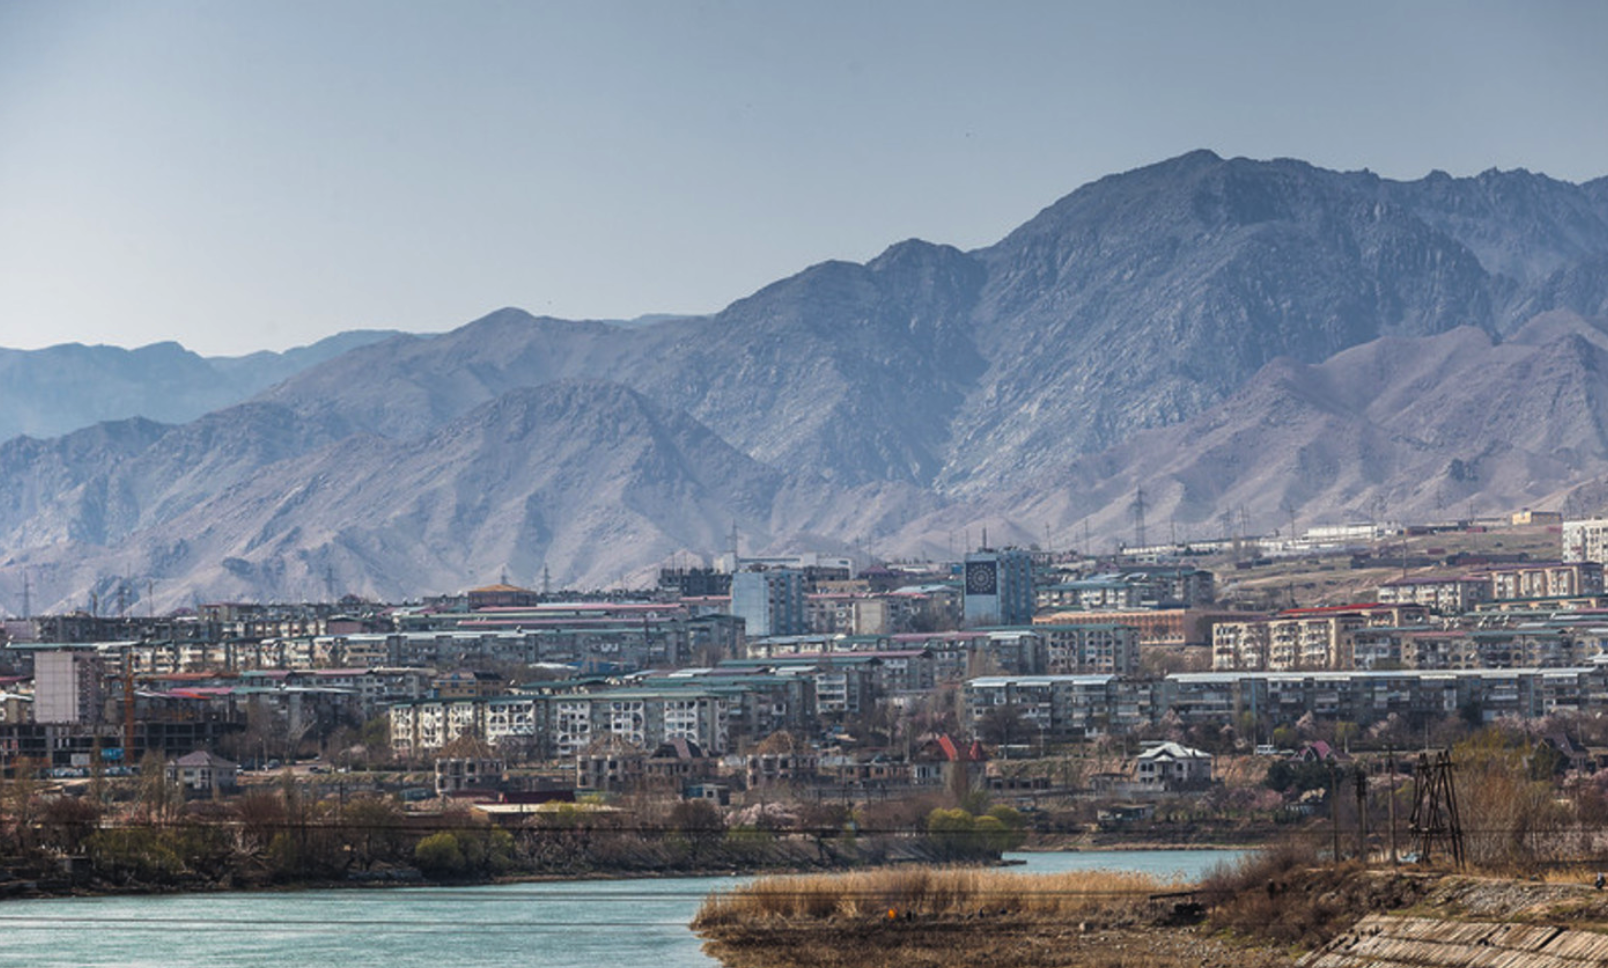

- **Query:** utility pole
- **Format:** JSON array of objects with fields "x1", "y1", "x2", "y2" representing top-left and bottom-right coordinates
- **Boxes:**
[
  {"x1": 1387, "y1": 745, "x2": 1398, "y2": 865},
  {"x1": 1131, "y1": 487, "x2": 1148, "y2": 549},
  {"x1": 1355, "y1": 766, "x2": 1368, "y2": 863},
  {"x1": 21, "y1": 571, "x2": 29, "y2": 620},
  {"x1": 1330, "y1": 761, "x2": 1341, "y2": 863},
  {"x1": 122, "y1": 650, "x2": 136, "y2": 758}
]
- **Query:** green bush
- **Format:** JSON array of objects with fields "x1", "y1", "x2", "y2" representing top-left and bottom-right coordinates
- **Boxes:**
[{"x1": 414, "y1": 831, "x2": 467, "y2": 875}]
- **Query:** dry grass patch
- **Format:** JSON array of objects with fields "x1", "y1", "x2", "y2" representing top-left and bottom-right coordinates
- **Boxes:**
[{"x1": 694, "y1": 866, "x2": 1180, "y2": 928}]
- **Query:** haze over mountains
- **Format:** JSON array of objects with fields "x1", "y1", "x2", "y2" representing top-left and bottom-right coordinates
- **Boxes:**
[
  {"x1": 0, "y1": 330, "x2": 404, "y2": 442},
  {"x1": 6, "y1": 150, "x2": 1608, "y2": 613}
]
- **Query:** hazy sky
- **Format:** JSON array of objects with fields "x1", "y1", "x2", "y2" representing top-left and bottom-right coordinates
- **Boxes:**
[{"x1": 2, "y1": 1, "x2": 1606, "y2": 356}]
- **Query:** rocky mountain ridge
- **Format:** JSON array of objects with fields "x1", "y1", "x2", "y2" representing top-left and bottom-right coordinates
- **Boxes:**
[
  {"x1": 0, "y1": 329, "x2": 403, "y2": 442},
  {"x1": 6, "y1": 151, "x2": 1608, "y2": 610}
]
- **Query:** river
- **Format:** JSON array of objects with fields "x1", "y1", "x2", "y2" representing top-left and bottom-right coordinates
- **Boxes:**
[{"x1": 0, "y1": 850, "x2": 1246, "y2": 967}]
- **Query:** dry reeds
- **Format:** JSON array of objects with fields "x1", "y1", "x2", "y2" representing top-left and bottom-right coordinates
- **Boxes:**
[{"x1": 693, "y1": 866, "x2": 1181, "y2": 928}]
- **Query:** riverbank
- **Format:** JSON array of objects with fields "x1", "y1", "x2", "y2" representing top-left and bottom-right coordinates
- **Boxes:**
[
  {"x1": 692, "y1": 865, "x2": 1296, "y2": 968},
  {"x1": 692, "y1": 859, "x2": 1608, "y2": 968},
  {"x1": 698, "y1": 920, "x2": 1299, "y2": 968},
  {"x1": 0, "y1": 827, "x2": 984, "y2": 901}
]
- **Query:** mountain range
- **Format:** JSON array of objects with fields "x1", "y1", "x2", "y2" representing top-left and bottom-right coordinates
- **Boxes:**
[{"x1": 5, "y1": 150, "x2": 1608, "y2": 613}]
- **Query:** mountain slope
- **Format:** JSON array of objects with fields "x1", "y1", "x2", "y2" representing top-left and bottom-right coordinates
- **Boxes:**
[
  {"x1": 0, "y1": 330, "x2": 403, "y2": 442},
  {"x1": 956, "y1": 316, "x2": 1608, "y2": 550},
  {"x1": 0, "y1": 382, "x2": 792, "y2": 609},
  {"x1": 7, "y1": 152, "x2": 1608, "y2": 610},
  {"x1": 942, "y1": 152, "x2": 1504, "y2": 484}
]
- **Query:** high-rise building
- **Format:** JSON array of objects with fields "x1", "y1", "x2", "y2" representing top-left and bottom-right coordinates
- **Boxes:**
[
  {"x1": 962, "y1": 549, "x2": 1034, "y2": 627},
  {"x1": 730, "y1": 569, "x2": 806, "y2": 638},
  {"x1": 33, "y1": 646, "x2": 104, "y2": 724}
]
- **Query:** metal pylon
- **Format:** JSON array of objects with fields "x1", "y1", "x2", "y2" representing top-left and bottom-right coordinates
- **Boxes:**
[{"x1": 1408, "y1": 749, "x2": 1464, "y2": 868}]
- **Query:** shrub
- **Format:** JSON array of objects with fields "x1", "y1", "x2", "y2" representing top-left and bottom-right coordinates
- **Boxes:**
[
  {"x1": 693, "y1": 867, "x2": 1176, "y2": 928},
  {"x1": 414, "y1": 831, "x2": 467, "y2": 875}
]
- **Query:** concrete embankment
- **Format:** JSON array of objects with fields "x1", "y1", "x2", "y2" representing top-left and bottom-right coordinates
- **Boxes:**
[
  {"x1": 1305, "y1": 916, "x2": 1608, "y2": 968},
  {"x1": 1302, "y1": 876, "x2": 1608, "y2": 968}
]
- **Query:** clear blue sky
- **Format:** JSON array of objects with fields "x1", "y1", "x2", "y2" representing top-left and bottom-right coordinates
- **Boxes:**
[{"x1": 2, "y1": 1, "x2": 1605, "y2": 356}]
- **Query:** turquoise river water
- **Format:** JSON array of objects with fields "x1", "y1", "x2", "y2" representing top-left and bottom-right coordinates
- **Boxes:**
[{"x1": 0, "y1": 850, "x2": 1244, "y2": 967}]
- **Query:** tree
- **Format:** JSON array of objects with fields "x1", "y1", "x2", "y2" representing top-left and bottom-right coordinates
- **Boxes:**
[
  {"x1": 41, "y1": 795, "x2": 101, "y2": 853},
  {"x1": 360, "y1": 714, "x2": 391, "y2": 754},
  {"x1": 752, "y1": 730, "x2": 801, "y2": 755},
  {"x1": 414, "y1": 831, "x2": 467, "y2": 875},
  {"x1": 233, "y1": 789, "x2": 287, "y2": 854},
  {"x1": 1264, "y1": 759, "x2": 1331, "y2": 795},
  {"x1": 980, "y1": 805, "x2": 1028, "y2": 852},
  {"x1": 340, "y1": 796, "x2": 405, "y2": 870},
  {"x1": 3, "y1": 756, "x2": 43, "y2": 848},
  {"x1": 978, "y1": 704, "x2": 1030, "y2": 749},
  {"x1": 1455, "y1": 728, "x2": 1575, "y2": 867},
  {"x1": 925, "y1": 806, "x2": 1008, "y2": 857},
  {"x1": 136, "y1": 752, "x2": 180, "y2": 824},
  {"x1": 668, "y1": 798, "x2": 726, "y2": 864}
]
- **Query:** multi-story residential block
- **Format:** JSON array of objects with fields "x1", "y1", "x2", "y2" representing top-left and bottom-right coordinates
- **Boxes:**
[
  {"x1": 657, "y1": 567, "x2": 734, "y2": 598},
  {"x1": 388, "y1": 698, "x2": 484, "y2": 759},
  {"x1": 887, "y1": 631, "x2": 1047, "y2": 680},
  {"x1": 1027, "y1": 623, "x2": 1139, "y2": 676},
  {"x1": 1036, "y1": 568, "x2": 1216, "y2": 612},
  {"x1": 963, "y1": 674, "x2": 1145, "y2": 740},
  {"x1": 1375, "y1": 575, "x2": 1491, "y2": 614},
  {"x1": 1564, "y1": 517, "x2": 1608, "y2": 564},
  {"x1": 1158, "y1": 666, "x2": 1608, "y2": 730},
  {"x1": 1483, "y1": 562, "x2": 1604, "y2": 601},
  {"x1": 484, "y1": 696, "x2": 544, "y2": 754},
  {"x1": 1035, "y1": 607, "x2": 1237, "y2": 648},
  {"x1": 1211, "y1": 604, "x2": 1430, "y2": 671},
  {"x1": 802, "y1": 591, "x2": 926, "y2": 636},
  {"x1": 390, "y1": 685, "x2": 733, "y2": 759},
  {"x1": 1039, "y1": 577, "x2": 1148, "y2": 611},
  {"x1": 636, "y1": 670, "x2": 816, "y2": 746}
]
